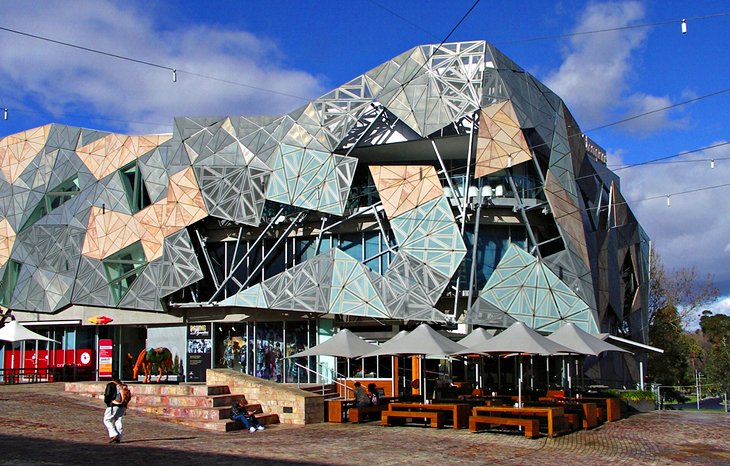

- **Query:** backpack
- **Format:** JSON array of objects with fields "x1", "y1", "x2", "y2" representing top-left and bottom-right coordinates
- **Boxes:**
[{"x1": 120, "y1": 383, "x2": 132, "y2": 406}]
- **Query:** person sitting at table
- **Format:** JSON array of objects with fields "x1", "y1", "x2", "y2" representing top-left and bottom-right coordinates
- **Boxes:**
[
  {"x1": 367, "y1": 383, "x2": 379, "y2": 406},
  {"x1": 353, "y1": 381, "x2": 371, "y2": 407}
]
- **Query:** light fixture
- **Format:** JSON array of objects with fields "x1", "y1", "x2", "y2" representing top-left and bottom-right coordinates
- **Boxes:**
[
  {"x1": 3, "y1": 108, "x2": 7, "y2": 120},
  {"x1": 218, "y1": 326, "x2": 223, "y2": 332},
  {"x1": 231, "y1": 326, "x2": 236, "y2": 332},
  {"x1": 666, "y1": 195, "x2": 671, "y2": 207},
  {"x1": 681, "y1": 18, "x2": 687, "y2": 34},
  {"x1": 711, "y1": 159, "x2": 715, "y2": 169},
  {"x1": 172, "y1": 69, "x2": 177, "y2": 82}
]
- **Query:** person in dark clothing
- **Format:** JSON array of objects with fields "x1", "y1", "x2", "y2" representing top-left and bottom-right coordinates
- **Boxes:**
[
  {"x1": 103, "y1": 376, "x2": 129, "y2": 443},
  {"x1": 231, "y1": 399, "x2": 264, "y2": 433}
]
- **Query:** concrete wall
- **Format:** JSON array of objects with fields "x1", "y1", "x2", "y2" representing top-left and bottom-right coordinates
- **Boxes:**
[{"x1": 207, "y1": 369, "x2": 324, "y2": 425}]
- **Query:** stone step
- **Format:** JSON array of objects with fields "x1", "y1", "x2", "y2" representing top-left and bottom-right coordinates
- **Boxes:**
[
  {"x1": 64, "y1": 381, "x2": 231, "y2": 397},
  {"x1": 131, "y1": 393, "x2": 241, "y2": 408},
  {"x1": 131, "y1": 402, "x2": 263, "y2": 421},
  {"x1": 174, "y1": 413, "x2": 280, "y2": 432}
]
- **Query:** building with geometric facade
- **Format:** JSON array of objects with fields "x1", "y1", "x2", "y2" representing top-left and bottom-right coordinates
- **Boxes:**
[{"x1": 0, "y1": 40, "x2": 649, "y2": 388}]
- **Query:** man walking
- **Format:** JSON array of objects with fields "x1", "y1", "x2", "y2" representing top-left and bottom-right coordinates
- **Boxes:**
[{"x1": 103, "y1": 376, "x2": 129, "y2": 443}]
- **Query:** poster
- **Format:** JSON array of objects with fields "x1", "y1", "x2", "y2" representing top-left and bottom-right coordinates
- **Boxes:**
[
  {"x1": 99, "y1": 339, "x2": 113, "y2": 378},
  {"x1": 186, "y1": 323, "x2": 212, "y2": 382}
]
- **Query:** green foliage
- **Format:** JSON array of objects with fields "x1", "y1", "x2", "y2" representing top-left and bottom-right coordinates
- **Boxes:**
[
  {"x1": 700, "y1": 312, "x2": 730, "y2": 394},
  {"x1": 608, "y1": 389, "x2": 656, "y2": 402},
  {"x1": 649, "y1": 305, "x2": 691, "y2": 386}
]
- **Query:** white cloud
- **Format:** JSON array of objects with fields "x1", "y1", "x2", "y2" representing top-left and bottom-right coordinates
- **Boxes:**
[
  {"x1": 618, "y1": 142, "x2": 730, "y2": 294},
  {"x1": 705, "y1": 296, "x2": 730, "y2": 317},
  {"x1": 543, "y1": 1, "x2": 687, "y2": 134},
  {"x1": 0, "y1": 0, "x2": 325, "y2": 134}
]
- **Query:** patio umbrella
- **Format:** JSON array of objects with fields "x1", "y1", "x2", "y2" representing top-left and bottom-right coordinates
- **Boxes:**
[
  {"x1": 547, "y1": 323, "x2": 631, "y2": 356},
  {"x1": 0, "y1": 320, "x2": 58, "y2": 343},
  {"x1": 288, "y1": 328, "x2": 378, "y2": 397},
  {"x1": 547, "y1": 323, "x2": 631, "y2": 393},
  {"x1": 455, "y1": 321, "x2": 573, "y2": 406},
  {"x1": 0, "y1": 320, "x2": 59, "y2": 379},
  {"x1": 289, "y1": 328, "x2": 378, "y2": 359},
  {"x1": 457, "y1": 328, "x2": 493, "y2": 390},
  {"x1": 365, "y1": 323, "x2": 467, "y2": 402}
]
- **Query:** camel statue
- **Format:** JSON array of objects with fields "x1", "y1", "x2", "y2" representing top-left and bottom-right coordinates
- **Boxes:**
[{"x1": 133, "y1": 347, "x2": 173, "y2": 383}]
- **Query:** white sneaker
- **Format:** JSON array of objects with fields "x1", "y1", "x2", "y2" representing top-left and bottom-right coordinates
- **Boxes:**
[
  {"x1": 256, "y1": 425, "x2": 265, "y2": 431},
  {"x1": 249, "y1": 427, "x2": 256, "y2": 433}
]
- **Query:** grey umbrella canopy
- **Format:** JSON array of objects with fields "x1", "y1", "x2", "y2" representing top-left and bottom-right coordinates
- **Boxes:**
[
  {"x1": 456, "y1": 321, "x2": 573, "y2": 356},
  {"x1": 455, "y1": 321, "x2": 573, "y2": 407},
  {"x1": 0, "y1": 321, "x2": 58, "y2": 343},
  {"x1": 288, "y1": 328, "x2": 378, "y2": 359},
  {"x1": 547, "y1": 323, "x2": 631, "y2": 356},
  {"x1": 365, "y1": 323, "x2": 467, "y2": 403},
  {"x1": 457, "y1": 327, "x2": 493, "y2": 348},
  {"x1": 366, "y1": 323, "x2": 467, "y2": 357}
]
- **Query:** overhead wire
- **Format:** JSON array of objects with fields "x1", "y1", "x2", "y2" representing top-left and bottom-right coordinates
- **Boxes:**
[{"x1": 495, "y1": 11, "x2": 730, "y2": 45}]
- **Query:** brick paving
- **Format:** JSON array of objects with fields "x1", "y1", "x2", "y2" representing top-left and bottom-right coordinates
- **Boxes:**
[{"x1": 1, "y1": 383, "x2": 729, "y2": 465}]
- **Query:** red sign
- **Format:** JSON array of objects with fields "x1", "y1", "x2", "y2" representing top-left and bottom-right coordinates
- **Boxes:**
[
  {"x1": 88, "y1": 316, "x2": 113, "y2": 325},
  {"x1": 99, "y1": 339, "x2": 113, "y2": 378}
]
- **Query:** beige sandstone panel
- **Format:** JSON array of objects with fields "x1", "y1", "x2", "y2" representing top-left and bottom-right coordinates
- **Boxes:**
[
  {"x1": 82, "y1": 207, "x2": 140, "y2": 260},
  {"x1": 163, "y1": 167, "x2": 208, "y2": 236},
  {"x1": 0, "y1": 218, "x2": 17, "y2": 267},
  {"x1": 474, "y1": 101, "x2": 531, "y2": 178},
  {"x1": 369, "y1": 165, "x2": 443, "y2": 219},
  {"x1": 0, "y1": 125, "x2": 51, "y2": 183}
]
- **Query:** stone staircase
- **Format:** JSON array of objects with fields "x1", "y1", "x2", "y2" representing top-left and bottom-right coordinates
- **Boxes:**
[{"x1": 64, "y1": 381, "x2": 279, "y2": 432}]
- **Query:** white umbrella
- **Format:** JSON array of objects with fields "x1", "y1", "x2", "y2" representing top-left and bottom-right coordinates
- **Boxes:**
[
  {"x1": 0, "y1": 320, "x2": 58, "y2": 343},
  {"x1": 365, "y1": 323, "x2": 467, "y2": 402},
  {"x1": 0, "y1": 320, "x2": 59, "y2": 381}
]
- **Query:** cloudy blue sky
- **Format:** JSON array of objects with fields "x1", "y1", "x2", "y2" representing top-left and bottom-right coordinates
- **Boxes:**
[{"x1": 1, "y1": 1, "x2": 729, "y2": 318}]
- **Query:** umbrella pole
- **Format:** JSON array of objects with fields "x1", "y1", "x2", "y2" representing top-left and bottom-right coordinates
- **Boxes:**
[
  {"x1": 421, "y1": 355, "x2": 426, "y2": 404},
  {"x1": 518, "y1": 356, "x2": 523, "y2": 408}
]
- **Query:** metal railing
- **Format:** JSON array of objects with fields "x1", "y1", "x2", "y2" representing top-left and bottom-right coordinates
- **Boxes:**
[
  {"x1": 0, "y1": 367, "x2": 54, "y2": 384},
  {"x1": 293, "y1": 362, "x2": 352, "y2": 398}
]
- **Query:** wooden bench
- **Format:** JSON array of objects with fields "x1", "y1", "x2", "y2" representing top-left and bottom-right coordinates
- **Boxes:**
[
  {"x1": 381, "y1": 410, "x2": 444, "y2": 428},
  {"x1": 469, "y1": 415, "x2": 540, "y2": 439},
  {"x1": 349, "y1": 404, "x2": 389, "y2": 423}
]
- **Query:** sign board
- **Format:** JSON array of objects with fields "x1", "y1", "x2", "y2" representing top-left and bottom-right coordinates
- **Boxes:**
[
  {"x1": 99, "y1": 339, "x2": 113, "y2": 378},
  {"x1": 186, "y1": 324, "x2": 211, "y2": 382}
]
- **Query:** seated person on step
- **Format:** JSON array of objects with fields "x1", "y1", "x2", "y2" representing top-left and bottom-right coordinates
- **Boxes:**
[{"x1": 231, "y1": 398, "x2": 265, "y2": 432}]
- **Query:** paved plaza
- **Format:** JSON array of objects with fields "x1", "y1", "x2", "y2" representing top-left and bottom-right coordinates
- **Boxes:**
[{"x1": 1, "y1": 383, "x2": 729, "y2": 465}]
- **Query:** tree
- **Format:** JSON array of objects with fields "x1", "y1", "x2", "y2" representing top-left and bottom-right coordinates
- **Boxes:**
[
  {"x1": 648, "y1": 305, "x2": 691, "y2": 386},
  {"x1": 649, "y1": 247, "x2": 718, "y2": 329},
  {"x1": 699, "y1": 311, "x2": 730, "y2": 394}
]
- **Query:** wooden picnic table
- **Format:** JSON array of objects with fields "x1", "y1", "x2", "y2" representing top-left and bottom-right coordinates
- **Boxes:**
[
  {"x1": 526, "y1": 401, "x2": 598, "y2": 430},
  {"x1": 387, "y1": 402, "x2": 471, "y2": 429},
  {"x1": 472, "y1": 405, "x2": 570, "y2": 437},
  {"x1": 326, "y1": 398, "x2": 355, "y2": 423}
]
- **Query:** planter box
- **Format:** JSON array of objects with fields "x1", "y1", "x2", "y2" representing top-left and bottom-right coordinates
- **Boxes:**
[{"x1": 625, "y1": 399, "x2": 655, "y2": 412}]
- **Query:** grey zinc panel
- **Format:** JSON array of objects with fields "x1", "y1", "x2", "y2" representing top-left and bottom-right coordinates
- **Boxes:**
[
  {"x1": 76, "y1": 129, "x2": 110, "y2": 149},
  {"x1": 71, "y1": 256, "x2": 115, "y2": 307},
  {"x1": 138, "y1": 147, "x2": 170, "y2": 204},
  {"x1": 118, "y1": 261, "x2": 164, "y2": 311},
  {"x1": 95, "y1": 172, "x2": 133, "y2": 215},
  {"x1": 46, "y1": 124, "x2": 81, "y2": 151},
  {"x1": 159, "y1": 229, "x2": 203, "y2": 295}
]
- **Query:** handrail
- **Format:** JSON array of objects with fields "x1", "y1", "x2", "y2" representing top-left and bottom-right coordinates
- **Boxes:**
[{"x1": 293, "y1": 362, "x2": 352, "y2": 397}]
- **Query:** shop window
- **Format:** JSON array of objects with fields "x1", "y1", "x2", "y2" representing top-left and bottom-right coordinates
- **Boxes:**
[
  {"x1": 119, "y1": 161, "x2": 151, "y2": 214},
  {"x1": 0, "y1": 259, "x2": 21, "y2": 306},
  {"x1": 21, "y1": 175, "x2": 80, "y2": 231},
  {"x1": 102, "y1": 241, "x2": 147, "y2": 304}
]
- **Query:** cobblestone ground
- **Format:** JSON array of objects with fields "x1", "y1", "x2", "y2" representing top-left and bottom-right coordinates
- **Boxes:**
[{"x1": 1, "y1": 383, "x2": 729, "y2": 465}]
